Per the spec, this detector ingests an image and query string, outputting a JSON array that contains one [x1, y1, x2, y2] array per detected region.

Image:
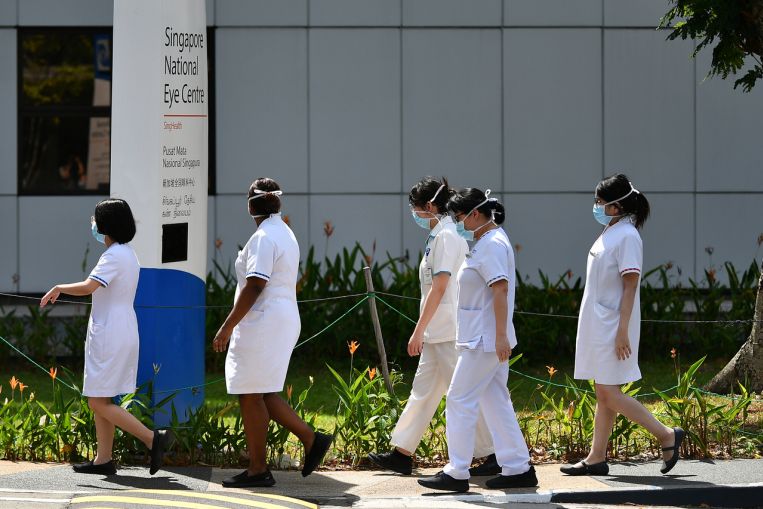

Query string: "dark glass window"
[[19, 29, 112, 194], [18, 28, 216, 195]]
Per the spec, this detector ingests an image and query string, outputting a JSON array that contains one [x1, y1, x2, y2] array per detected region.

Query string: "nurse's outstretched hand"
[[212, 325, 233, 353], [495, 335, 511, 363], [407, 332, 424, 357], [40, 286, 61, 308], [615, 330, 632, 360]]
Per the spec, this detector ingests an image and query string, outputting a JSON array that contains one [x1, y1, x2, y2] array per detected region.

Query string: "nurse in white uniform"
[[368, 177, 495, 476], [419, 188, 537, 493], [560, 174, 684, 477], [41, 199, 167, 476], [212, 178, 332, 488]]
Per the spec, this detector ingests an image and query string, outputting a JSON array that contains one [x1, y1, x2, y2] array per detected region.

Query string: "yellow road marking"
[[134, 489, 317, 509], [73, 491, 311, 509], [71, 496, 227, 509]]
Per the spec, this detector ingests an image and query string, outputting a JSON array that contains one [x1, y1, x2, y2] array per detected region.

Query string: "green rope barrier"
[[375, 293, 683, 399], [294, 295, 369, 349], [0, 333, 80, 393]]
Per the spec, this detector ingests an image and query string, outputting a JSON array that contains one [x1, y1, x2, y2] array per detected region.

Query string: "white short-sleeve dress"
[[574, 217, 643, 385], [225, 213, 301, 394], [84, 243, 141, 397]]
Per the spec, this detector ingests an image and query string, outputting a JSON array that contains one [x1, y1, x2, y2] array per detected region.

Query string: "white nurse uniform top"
[[225, 213, 301, 394], [455, 228, 518, 352], [84, 243, 140, 397], [419, 216, 468, 344], [574, 216, 643, 385]]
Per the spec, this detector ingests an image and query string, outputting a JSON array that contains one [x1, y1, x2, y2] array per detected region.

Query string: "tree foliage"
[[661, 0, 763, 91]]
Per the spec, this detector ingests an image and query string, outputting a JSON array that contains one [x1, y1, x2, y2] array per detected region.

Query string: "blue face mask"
[[455, 220, 474, 241], [91, 222, 106, 244], [411, 210, 434, 230], [592, 204, 613, 226], [455, 189, 496, 241], [592, 185, 638, 226]]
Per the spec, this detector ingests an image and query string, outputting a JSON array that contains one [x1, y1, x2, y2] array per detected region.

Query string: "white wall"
[[3, 0, 763, 292]]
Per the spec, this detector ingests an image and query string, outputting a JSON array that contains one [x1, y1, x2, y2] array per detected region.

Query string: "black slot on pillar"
[[162, 222, 188, 263]]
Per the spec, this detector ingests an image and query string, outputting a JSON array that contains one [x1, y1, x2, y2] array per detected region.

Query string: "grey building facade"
[[1, 0, 762, 294]]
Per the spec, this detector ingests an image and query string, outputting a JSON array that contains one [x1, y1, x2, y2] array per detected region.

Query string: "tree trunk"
[[705, 260, 763, 393]]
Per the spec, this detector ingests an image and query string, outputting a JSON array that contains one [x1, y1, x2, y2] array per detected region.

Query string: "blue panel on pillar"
[[134, 267, 205, 427]]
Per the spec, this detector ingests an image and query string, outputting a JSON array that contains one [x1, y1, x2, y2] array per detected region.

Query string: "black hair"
[[447, 188, 506, 225], [248, 177, 281, 216], [408, 176, 453, 214], [595, 173, 650, 230], [94, 198, 136, 244]]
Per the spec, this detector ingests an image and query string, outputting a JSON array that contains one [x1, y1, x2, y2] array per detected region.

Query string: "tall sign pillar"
[[111, 0, 208, 425]]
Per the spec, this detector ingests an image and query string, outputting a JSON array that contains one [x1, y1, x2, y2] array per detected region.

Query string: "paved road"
[[0, 460, 759, 508]]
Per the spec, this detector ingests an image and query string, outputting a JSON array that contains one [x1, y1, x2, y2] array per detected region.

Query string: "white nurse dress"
[[574, 216, 643, 385], [225, 213, 301, 394], [84, 243, 141, 397]]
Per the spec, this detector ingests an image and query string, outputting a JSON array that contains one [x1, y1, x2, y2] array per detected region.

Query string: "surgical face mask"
[[592, 184, 639, 226], [455, 189, 496, 241], [409, 183, 446, 231], [91, 221, 106, 244], [411, 209, 434, 230]]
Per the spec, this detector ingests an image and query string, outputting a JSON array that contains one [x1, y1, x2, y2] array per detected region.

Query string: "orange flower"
[[49, 367, 57, 381], [214, 238, 223, 250], [515, 243, 522, 253], [323, 221, 334, 238], [348, 340, 359, 356], [282, 215, 291, 226], [546, 366, 557, 378], [670, 347, 677, 359], [566, 269, 573, 280], [9, 376, 18, 391], [18, 383, 27, 394], [286, 385, 293, 400], [368, 367, 377, 380], [707, 268, 716, 283], [567, 401, 575, 421]]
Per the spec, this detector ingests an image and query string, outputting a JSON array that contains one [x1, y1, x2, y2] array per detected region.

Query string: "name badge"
[[423, 267, 433, 285]]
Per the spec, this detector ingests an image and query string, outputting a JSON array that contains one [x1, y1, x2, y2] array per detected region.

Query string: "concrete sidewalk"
[[0, 459, 760, 508]]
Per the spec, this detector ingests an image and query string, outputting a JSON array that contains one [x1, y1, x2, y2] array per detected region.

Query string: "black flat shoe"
[[417, 471, 469, 493], [302, 432, 333, 477], [660, 427, 685, 474], [222, 469, 276, 488], [72, 460, 117, 475], [368, 450, 413, 475], [559, 460, 609, 476], [485, 465, 538, 489], [469, 453, 501, 476], [150, 429, 169, 475]]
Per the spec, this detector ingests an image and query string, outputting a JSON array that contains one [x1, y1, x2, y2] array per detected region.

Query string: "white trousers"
[[443, 348, 530, 479], [391, 342, 494, 458]]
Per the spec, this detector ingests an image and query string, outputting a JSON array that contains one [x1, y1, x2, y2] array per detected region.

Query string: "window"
[[18, 29, 112, 195], [18, 28, 216, 195]]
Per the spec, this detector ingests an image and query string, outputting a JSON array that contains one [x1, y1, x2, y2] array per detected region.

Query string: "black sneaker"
[[485, 465, 538, 489], [149, 429, 169, 475], [417, 471, 469, 493], [302, 432, 333, 477], [368, 449, 413, 475], [469, 453, 500, 476], [72, 460, 117, 475], [222, 469, 276, 488]]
